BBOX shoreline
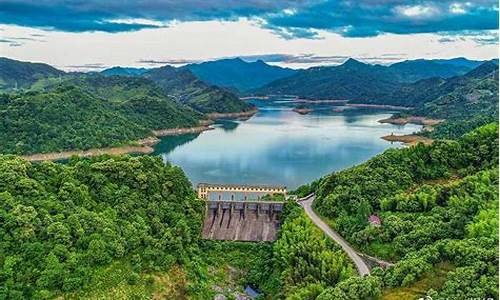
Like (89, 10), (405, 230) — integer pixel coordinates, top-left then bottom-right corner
(21, 143), (156, 162)
(378, 116), (443, 126)
(381, 134), (433, 146)
(240, 96), (269, 100)
(346, 103), (412, 110)
(20, 109), (259, 162)
(153, 125), (213, 137)
(206, 108), (258, 120)
(290, 99), (348, 104)
(21, 122), (215, 162)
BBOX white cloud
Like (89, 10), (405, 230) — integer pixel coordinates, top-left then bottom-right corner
(449, 3), (468, 14)
(106, 18), (167, 27)
(1, 20), (497, 71)
(395, 5), (440, 18)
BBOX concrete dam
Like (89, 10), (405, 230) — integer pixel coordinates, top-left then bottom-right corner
(198, 183), (287, 241)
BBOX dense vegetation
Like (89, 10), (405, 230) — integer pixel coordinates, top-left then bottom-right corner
(247, 202), (357, 299)
(0, 57), (64, 91)
(298, 123), (499, 299)
(143, 65), (254, 113)
(185, 58), (297, 92)
(372, 61), (499, 138)
(0, 155), (204, 299)
(0, 79), (201, 154)
(417, 62), (499, 138)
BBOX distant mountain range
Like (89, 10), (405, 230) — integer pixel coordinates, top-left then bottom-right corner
(0, 57), (252, 115)
(254, 57), (497, 99)
(183, 58), (297, 92)
(0, 55), (497, 153)
(256, 58), (399, 100)
(100, 66), (149, 76)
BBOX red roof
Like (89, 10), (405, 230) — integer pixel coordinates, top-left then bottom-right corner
(368, 215), (381, 225)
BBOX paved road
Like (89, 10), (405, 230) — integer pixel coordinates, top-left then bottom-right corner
(298, 195), (371, 276)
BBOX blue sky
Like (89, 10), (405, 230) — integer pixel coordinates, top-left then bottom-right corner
(0, 0), (498, 70)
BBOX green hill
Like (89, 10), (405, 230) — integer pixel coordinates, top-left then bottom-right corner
(294, 123), (498, 299)
(0, 57), (65, 91)
(0, 155), (204, 299)
(366, 62), (499, 138)
(417, 62), (499, 138)
(143, 65), (253, 113)
(0, 77), (201, 154)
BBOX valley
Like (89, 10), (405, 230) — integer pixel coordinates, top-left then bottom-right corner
(0, 55), (498, 300)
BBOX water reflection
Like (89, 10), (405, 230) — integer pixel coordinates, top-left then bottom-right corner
(154, 133), (199, 154)
(154, 99), (422, 189)
(218, 120), (240, 132)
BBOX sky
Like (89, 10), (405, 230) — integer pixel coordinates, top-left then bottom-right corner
(0, 0), (498, 71)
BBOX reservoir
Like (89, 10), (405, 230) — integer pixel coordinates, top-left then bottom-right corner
(154, 99), (422, 190)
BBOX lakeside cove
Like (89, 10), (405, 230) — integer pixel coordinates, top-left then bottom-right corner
(21, 122), (215, 162)
(20, 100), (427, 165)
(20, 109), (259, 162)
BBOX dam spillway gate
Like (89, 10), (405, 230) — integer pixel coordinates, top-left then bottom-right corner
(198, 183), (287, 241)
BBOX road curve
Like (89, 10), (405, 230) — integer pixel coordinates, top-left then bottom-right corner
(298, 195), (371, 276)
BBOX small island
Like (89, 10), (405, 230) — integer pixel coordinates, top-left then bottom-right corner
(292, 104), (313, 115)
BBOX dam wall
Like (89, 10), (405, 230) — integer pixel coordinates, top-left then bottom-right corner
(202, 201), (283, 241)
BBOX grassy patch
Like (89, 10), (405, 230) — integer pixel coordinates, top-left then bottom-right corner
(364, 240), (399, 261)
(62, 261), (187, 300)
(382, 262), (455, 300)
(58, 242), (273, 300)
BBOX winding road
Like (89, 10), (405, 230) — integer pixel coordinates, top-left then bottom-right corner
(298, 194), (371, 276)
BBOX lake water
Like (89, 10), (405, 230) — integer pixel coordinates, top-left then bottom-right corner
(154, 99), (421, 190)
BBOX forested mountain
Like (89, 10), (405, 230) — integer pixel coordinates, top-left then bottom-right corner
(0, 57), (252, 115)
(100, 66), (149, 76)
(295, 123), (499, 299)
(417, 62), (499, 138)
(256, 58), (399, 100)
(431, 57), (494, 68)
(0, 78), (200, 154)
(184, 58), (297, 92)
(143, 65), (253, 113)
(0, 155), (204, 299)
(0, 57), (65, 91)
(361, 61), (499, 107)
(387, 59), (472, 82)
(254, 57), (483, 99)
(364, 62), (499, 138)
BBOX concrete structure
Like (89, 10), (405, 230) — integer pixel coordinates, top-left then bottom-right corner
(202, 200), (284, 241)
(199, 183), (286, 241)
(197, 183), (286, 200)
